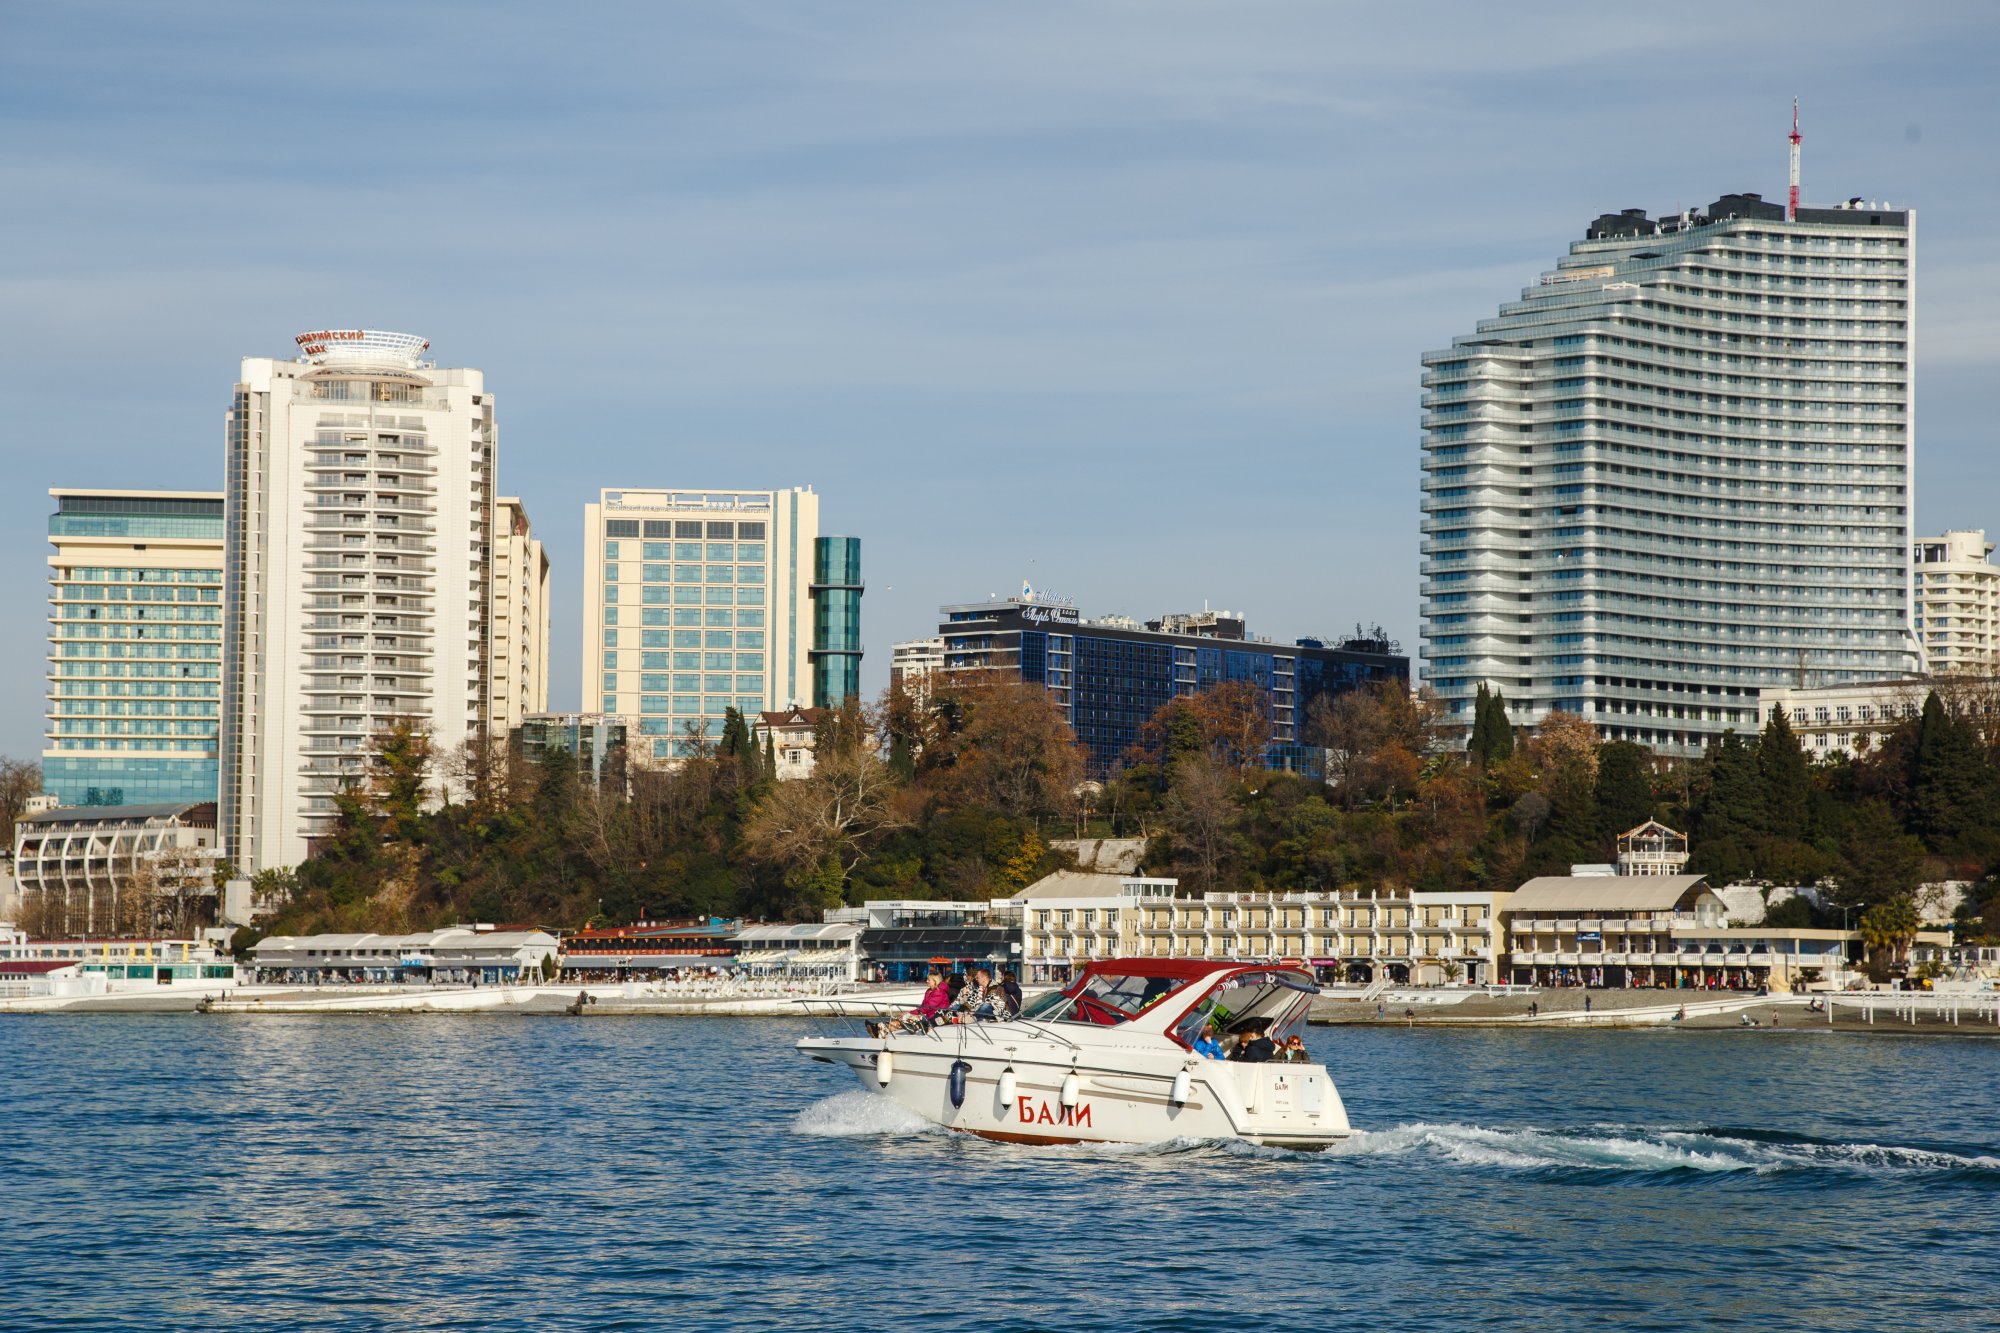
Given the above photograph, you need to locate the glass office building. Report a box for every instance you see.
[937,600,1407,775]
[1421,191,1916,754]
[582,488,859,763]
[811,536,864,708]
[45,490,225,807]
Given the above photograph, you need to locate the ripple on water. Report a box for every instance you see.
[3,1015,1998,1333]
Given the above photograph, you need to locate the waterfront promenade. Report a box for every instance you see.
[1310,986,2000,1035]
[0,979,932,1018]
[8,976,1996,1034]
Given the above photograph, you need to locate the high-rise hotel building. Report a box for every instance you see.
[491,496,552,733]
[222,330,511,871]
[1912,530,2000,673]
[44,489,225,807]
[580,487,862,764]
[1420,191,1915,752]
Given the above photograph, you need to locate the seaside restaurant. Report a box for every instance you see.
[1505,874,1851,991]
[250,928,558,984]
[559,918,743,979]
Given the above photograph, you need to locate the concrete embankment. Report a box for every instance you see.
[1312,988,2000,1036]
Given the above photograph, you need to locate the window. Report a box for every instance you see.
[605,521,638,538]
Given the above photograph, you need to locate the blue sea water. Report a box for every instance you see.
[2,1015,1996,1332]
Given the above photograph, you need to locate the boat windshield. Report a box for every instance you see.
[1028,971,1195,1027]
[1171,970,1318,1048]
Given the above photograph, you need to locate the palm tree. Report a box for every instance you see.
[1858,896,1920,977]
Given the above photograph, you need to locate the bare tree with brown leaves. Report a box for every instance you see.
[742,745,911,909]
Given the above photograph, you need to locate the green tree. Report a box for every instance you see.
[1689,732,1764,881]
[1594,741,1655,841]
[1485,689,1514,762]
[1757,706,1811,836]
[1909,692,2000,855]
[371,717,433,843]
[1858,895,1920,977]
[1833,800,1926,910]
[1467,683,1493,762]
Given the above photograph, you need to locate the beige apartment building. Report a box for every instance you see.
[1914,530,2000,673]
[490,496,551,735]
[1007,872,1511,987]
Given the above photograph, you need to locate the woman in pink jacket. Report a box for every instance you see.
[876,969,951,1036]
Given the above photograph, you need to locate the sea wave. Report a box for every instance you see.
[1334,1121,2000,1178]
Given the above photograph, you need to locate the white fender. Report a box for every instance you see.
[1170,1067,1192,1107]
[1060,1070,1081,1108]
[997,1066,1018,1108]
[875,1049,894,1086]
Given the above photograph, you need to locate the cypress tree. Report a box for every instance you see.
[720,706,750,759]
[1689,731,1765,881]
[1487,688,1515,762]
[1910,691,1999,852]
[1757,706,1811,837]
[1468,683,1493,762]
[1594,740,1655,841]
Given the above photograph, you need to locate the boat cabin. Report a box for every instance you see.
[1020,959,1318,1051]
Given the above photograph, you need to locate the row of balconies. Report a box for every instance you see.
[1514,950,1776,967]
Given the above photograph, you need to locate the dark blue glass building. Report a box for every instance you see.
[937,600,1408,776]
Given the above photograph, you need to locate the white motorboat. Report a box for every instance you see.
[796,959,1353,1150]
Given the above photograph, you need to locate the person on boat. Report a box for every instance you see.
[883,969,953,1034]
[1282,1035,1311,1063]
[1191,1023,1228,1059]
[952,968,994,1022]
[996,968,1024,1019]
[1232,1024,1278,1062]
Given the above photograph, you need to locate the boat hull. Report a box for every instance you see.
[799,1025,1352,1151]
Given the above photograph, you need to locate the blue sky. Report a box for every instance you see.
[2,1,1997,759]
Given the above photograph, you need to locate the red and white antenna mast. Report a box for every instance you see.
[1787,98,1802,220]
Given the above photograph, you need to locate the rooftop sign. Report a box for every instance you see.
[294,328,431,366]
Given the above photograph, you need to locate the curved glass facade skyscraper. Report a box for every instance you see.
[1420,191,1916,754]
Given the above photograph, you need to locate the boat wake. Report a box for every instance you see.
[790,1094,2000,1180]
[1335,1121,2000,1179]
[792,1091,945,1138]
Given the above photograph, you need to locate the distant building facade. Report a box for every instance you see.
[1914,530,2000,673]
[222,330,500,872]
[512,713,628,789]
[752,706,826,781]
[45,489,224,808]
[1757,676,1990,757]
[582,488,863,764]
[250,927,558,983]
[1004,871,1508,987]
[491,497,552,736]
[810,536,864,707]
[891,637,945,686]
[559,919,741,975]
[11,801,220,937]
[937,597,1407,774]
[1421,190,1917,754]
